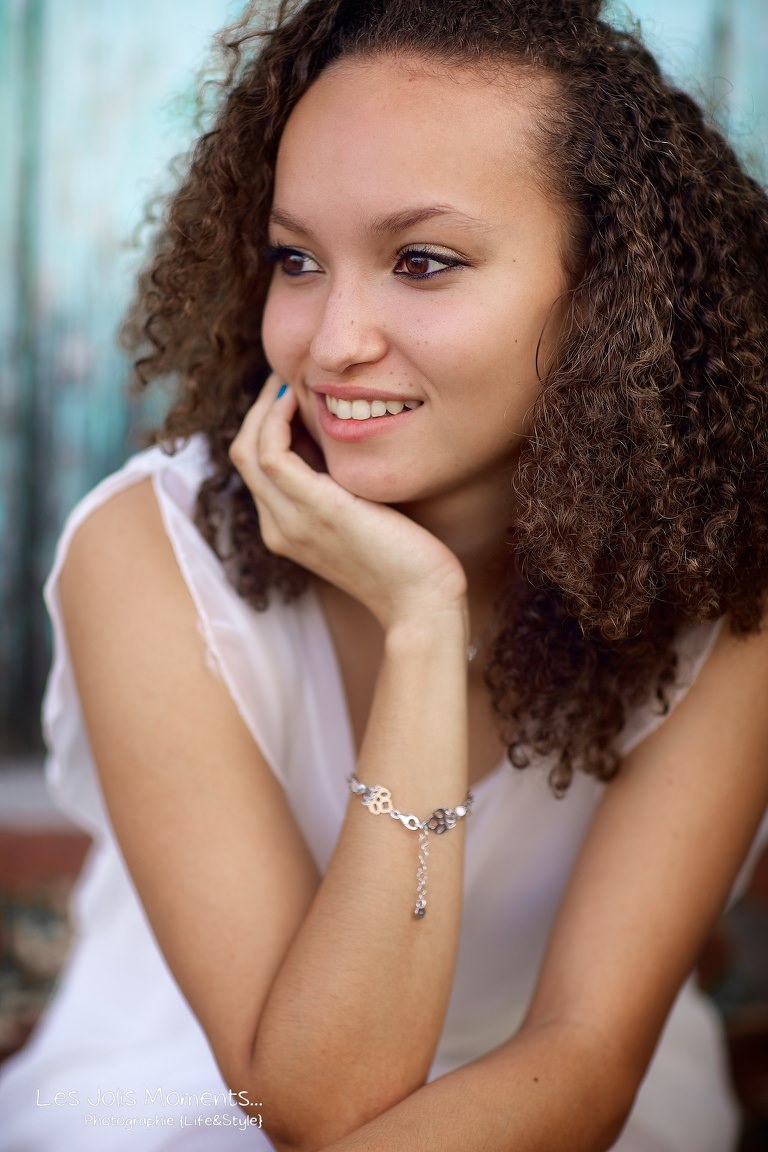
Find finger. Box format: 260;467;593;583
257;381;299;458
230;372;284;465
246;385;336;500
232;379;353;556
230;374;298;497
231;380;315;519
256;384;304;473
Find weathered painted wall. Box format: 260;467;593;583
1;0;237;750
0;0;766;752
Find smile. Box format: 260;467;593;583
324;395;422;421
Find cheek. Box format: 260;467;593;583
260;288;283;369
261;287;310;371
391;297;487;374
431;278;561;386
395;295;524;389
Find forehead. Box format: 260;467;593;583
273;54;558;231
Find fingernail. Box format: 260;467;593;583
276;383;288;399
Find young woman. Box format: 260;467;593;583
2;1;768;1149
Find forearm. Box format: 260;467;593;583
249;611;470;1146
315;1021;635;1152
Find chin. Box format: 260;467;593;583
328;463;451;508
328;474;398;505
325;460;418;505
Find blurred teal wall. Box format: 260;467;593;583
1;0;238;751
0;0;766;753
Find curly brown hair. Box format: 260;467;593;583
123;0;768;794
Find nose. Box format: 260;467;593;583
309;278;388;374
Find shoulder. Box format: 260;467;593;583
593;613;768;933
613;614;768;830
55;467;283;819
55;446;305;784
616;618;724;759
62;473;164;562
631;613;768;772
57;435;216;629
58;475;205;710
59;474;181;613
54;434;224;713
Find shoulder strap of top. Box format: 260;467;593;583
615;618;724;759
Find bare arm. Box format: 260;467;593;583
60;386;473;1150
248;612;470;1146
225;378;476;1146
58;477;322;1093
308;614;768;1151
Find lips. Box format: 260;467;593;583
313;389;422;442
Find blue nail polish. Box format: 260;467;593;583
277;383;288;399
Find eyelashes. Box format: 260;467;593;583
264;243;468;281
264;245;321;277
393;248;467;280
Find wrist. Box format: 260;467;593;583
383;604;469;660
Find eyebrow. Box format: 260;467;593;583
268;204;493;237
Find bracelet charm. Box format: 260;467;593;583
346;773;473;919
364;785;393;815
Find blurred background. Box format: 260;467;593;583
1;0;767;755
0;0;767;1145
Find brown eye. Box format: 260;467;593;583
267;245;322;277
281;252;306;274
394;249;463;280
403;254;431;276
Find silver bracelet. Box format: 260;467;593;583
346;773;473;919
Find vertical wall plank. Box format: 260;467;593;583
725;0;768;178
0;0;24;741
0;0;44;751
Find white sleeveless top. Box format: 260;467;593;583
1;433;762;1152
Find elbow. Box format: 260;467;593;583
513;1016;643;1151
243;1101;364;1152
576;1032;649;1146
570;1034;643;1149
594;1077;638;1151
221;1049;375;1152
250;1088;380;1152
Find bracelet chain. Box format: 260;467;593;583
346;774;473;919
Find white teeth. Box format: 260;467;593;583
324;394;421;421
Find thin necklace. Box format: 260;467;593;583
467;615;496;665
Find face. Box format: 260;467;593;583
262;54;570;509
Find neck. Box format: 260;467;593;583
397;475;513;628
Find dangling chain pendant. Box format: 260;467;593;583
346;774;473;921
414;828;429;918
